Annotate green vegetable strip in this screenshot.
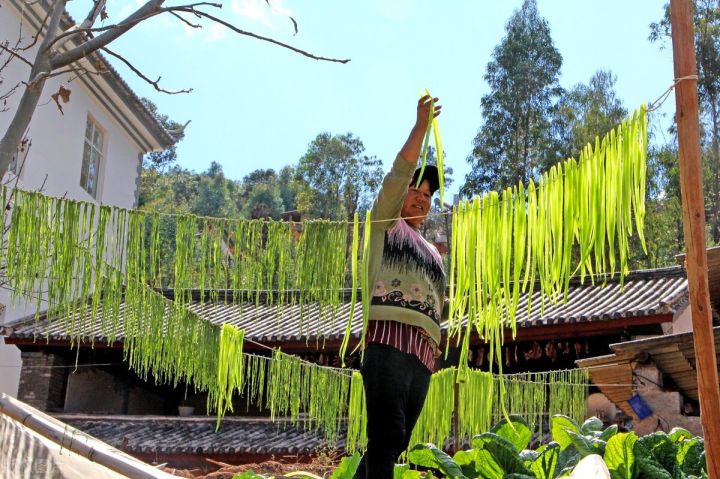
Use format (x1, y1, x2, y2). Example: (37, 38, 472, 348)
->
(407, 367, 454, 447)
(358, 211, 372, 356)
(415, 93, 435, 188)
(339, 213, 360, 365)
(213, 324, 245, 429)
(448, 106, 648, 376)
(346, 371, 367, 453)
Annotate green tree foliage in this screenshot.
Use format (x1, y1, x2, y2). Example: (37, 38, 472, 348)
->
(140, 98, 185, 171)
(192, 162, 240, 218)
(630, 144, 685, 268)
(296, 132, 383, 221)
(650, 0, 720, 245)
(462, 0, 563, 196)
(556, 70, 628, 160)
(237, 168, 286, 219)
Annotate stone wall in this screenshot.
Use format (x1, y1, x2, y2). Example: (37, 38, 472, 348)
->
(631, 363, 702, 436)
(17, 352, 68, 411)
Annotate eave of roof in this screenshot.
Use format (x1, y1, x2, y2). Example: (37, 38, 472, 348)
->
(4, 267, 688, 348)
(576, 326, 720, 417)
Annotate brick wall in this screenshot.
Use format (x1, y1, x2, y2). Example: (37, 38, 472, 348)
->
(17, 352, 68, 411)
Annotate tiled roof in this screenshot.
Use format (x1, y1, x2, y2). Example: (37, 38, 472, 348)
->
(54, 415, 342, 456)
(5, 267, 688, 344)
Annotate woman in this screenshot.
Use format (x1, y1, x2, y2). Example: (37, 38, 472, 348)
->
(353, 95, 445, 479)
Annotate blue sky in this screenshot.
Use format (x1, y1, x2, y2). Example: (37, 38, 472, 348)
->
(71, 1, 676, 198)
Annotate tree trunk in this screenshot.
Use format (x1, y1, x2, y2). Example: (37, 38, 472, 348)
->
(0, 0, 67, 177)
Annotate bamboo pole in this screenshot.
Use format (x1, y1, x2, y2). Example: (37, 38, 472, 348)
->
(670, 1, 720, 477)
(0, 393, 173, 479)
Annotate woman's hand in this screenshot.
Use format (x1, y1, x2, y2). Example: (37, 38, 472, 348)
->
(415, 94, 442, 131)
(400, 94, 442, 164)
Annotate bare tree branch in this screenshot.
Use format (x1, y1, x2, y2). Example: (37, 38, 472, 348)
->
(50, 0, 167, 69)
(18, 6, 51, 52)
(0, 43, 34, 68)
(58, 0, 108, 48)
(264, 0, 298, 35)
(101, 47, 193, 95)
(175, 7, 350, 64)
(170, 11, 202, 29)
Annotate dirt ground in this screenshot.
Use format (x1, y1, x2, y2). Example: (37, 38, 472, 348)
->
(163, 455, 340, 478)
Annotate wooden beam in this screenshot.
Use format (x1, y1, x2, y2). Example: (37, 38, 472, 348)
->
(670, 0, 720, 476)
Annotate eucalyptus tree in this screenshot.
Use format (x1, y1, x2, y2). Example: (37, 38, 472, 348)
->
(462, 0, 563, 196)
(650, 0, 720, 244)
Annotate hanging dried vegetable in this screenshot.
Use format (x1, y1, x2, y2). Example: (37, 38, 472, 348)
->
(346, 371, 367, 453)
(344, 366, 590, 453)
(448, 106, 648, 374)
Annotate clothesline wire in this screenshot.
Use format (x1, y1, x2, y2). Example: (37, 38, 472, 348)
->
(4, 76, 694, 230)
(647, 74, 698, 112)
(2, 358, 611, 386)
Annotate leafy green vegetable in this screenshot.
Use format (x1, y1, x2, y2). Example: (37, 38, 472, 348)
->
(600, 425, 619, 442)
(528, 442, 560, 479)
(231, 471, 267, 479)
(604, 432, 637, 479)
(633, 432, 681, 479)
(490, 414, 532, 452)
(581, 417, 604, 435)
(473, 432, 534, 477)
(407, 443, 468, 479)
(677, 437, 705, 477)
(551, 415, 581, 451)
(330, 453, 361, 479)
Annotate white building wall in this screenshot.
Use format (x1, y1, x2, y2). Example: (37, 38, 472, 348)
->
(0, 5, 146, 397)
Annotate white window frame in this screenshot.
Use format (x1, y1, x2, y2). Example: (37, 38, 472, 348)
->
(80, 115, 106, 199)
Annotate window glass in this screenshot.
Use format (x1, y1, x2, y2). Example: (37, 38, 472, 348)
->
(80, 118, 104, 198)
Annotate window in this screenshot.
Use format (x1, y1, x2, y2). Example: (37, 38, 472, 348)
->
(80, 117, 105, 198)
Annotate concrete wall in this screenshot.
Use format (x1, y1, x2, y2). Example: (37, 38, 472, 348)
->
(0, 4, 146, 397)
(662, 302, 692, 335)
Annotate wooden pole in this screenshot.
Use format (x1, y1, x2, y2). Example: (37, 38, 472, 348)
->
(670, 1, 720, 477)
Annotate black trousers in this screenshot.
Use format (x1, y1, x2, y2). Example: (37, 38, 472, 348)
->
(352, 343, 432, 479)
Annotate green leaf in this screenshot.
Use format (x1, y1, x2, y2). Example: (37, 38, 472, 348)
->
(474, 432, 533, 477)
(407, 443, 468, 479)
(556, 445, 581, 477)
(286, 473, 323, 479)
(454, 448, 504, 479)
(392, 464, 411, 479)
(331, 453, 362, 479)
(529, 441, 560, 479)
(600, 425, 619, 442)
(677, 437, 705, 477)
(604, 432, 637, 479)
(580, 417, 604, 435)
(567, 430, 607, 457)
(551, 415, 581, 450)
(633, 433, 681, 479)
(401, 471, 423, 479)
(232, 472, 267, 479)
(490, 415, 533, 452)
(668, 427, 693, 443)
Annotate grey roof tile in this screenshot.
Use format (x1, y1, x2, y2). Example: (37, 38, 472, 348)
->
(6, 267, 688, 344)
